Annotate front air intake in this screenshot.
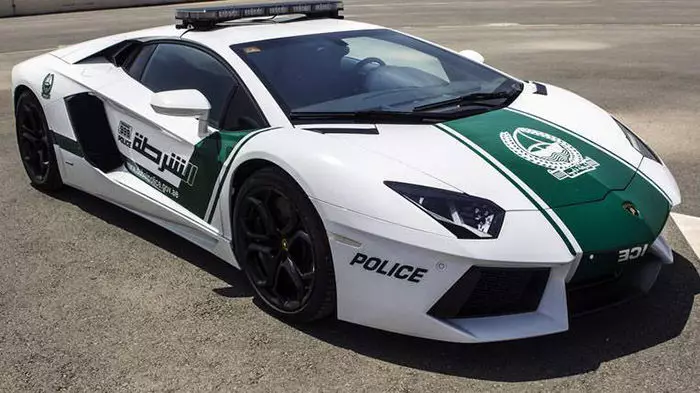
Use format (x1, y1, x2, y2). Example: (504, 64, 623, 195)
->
(428, 267, 550, 319)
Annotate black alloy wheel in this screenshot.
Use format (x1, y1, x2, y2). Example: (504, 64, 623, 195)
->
(233, 167, 335, 322)
(15, 90, 63, 191)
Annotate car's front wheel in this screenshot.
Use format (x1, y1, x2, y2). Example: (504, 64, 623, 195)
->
(232, 166, 336, 322)
(15, 90, 63, 191)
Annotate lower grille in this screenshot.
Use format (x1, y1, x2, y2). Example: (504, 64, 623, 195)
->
(567, 253, 660, 317)
(428, 267, 551, 319)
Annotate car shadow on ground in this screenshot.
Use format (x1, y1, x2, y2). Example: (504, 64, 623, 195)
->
(50, 187, 255, 298)
(53, 187, 700, 382)
(296, 252, 700, 382)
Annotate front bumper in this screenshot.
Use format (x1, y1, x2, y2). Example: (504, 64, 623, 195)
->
(568, 236, 672, 316)
(316, 199, 672, 343)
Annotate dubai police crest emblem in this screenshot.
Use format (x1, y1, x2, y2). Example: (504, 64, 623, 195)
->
(41, 73, 54, 99)
(500, 127, 599, 180)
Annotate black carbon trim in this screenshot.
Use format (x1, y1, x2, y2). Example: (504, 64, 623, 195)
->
(429, 267, 551, 319)
(51, 130, 84, 157)
(567, 253, 663, 317)
(533, 82, 548, 96)
(305, 127, 379, 135)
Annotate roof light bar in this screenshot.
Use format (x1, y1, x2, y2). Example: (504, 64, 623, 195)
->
(176, 1, 344, 30)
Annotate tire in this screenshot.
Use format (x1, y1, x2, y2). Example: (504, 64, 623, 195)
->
(232, 166, 336, 323)
(15, 90, 63, 191)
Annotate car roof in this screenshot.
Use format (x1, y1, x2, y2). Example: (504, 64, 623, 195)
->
(51, 18, 381, 64)
(183, 18, 381, 47)
(51, 25, 180, 63)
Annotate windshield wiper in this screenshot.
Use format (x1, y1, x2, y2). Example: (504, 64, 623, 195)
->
(289, 110, 486, 124)
(412, 91, 515, 113)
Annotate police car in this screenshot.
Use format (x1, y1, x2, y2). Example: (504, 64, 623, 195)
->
(11, 1, 681, 342)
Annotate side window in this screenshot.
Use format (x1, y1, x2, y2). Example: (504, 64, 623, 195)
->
(140, 43, 237, 128)
(125, 44, 156, 80)
(221, 87, 267, 131)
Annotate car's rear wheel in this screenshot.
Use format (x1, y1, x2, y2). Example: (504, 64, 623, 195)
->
(15, 90, 63, 191)
(232, 166, 335, 322)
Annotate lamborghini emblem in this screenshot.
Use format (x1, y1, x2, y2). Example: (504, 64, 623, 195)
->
(622, 201, 640, 217)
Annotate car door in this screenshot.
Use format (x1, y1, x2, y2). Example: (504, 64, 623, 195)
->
(100, 41, 268, 221)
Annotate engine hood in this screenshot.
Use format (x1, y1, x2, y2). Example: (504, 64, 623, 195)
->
(319, 84, 647, 212)
(299, 83, 672, 254)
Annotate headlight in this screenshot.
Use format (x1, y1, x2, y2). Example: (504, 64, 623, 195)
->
(614, 118, 660, 163)
(385, 181, 505, 239)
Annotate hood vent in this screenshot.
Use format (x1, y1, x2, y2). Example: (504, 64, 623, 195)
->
(304, 127, 379, 135)
(533, 82, 548, 96)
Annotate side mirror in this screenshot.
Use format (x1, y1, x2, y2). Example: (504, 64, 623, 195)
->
(459, 49, 485, 64)
(151, 89, 211, 137)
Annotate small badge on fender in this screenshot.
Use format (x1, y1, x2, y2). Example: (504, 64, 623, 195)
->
(117, 121, 133, 148)
(350, 253, 428, 283)
(41, 73, 54, 99)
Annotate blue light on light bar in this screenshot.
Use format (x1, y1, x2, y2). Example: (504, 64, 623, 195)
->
(176, 1, 344, 29)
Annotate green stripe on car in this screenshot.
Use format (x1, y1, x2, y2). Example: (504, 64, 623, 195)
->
(436, 123, 577, 256)
(507, 107, 673, 204)
(174, 130, 253, 219)
(439, 108, 669, 254)
(123, 127, 275, 221)
(204, 127, 279, 223)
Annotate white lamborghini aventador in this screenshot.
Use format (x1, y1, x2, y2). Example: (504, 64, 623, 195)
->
(11, 1, 681, 342)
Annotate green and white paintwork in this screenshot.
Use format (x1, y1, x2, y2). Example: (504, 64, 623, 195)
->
(438, 108, 670, 255)
(14, 17, 682, 343)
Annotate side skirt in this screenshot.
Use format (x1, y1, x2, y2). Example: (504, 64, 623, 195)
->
(55, 147, 238, 268)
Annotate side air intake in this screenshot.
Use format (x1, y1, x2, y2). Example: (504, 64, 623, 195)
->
(65, 93, 123, 172)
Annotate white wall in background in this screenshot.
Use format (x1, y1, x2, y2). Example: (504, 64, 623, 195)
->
(1, 0, 198, 17)
(0, 0, 13, 17)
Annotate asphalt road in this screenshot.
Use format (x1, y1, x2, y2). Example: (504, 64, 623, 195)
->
(1, 0, 699, 391)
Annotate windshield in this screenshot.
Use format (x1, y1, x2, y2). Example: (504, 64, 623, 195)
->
(231, 29, 522, 122)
